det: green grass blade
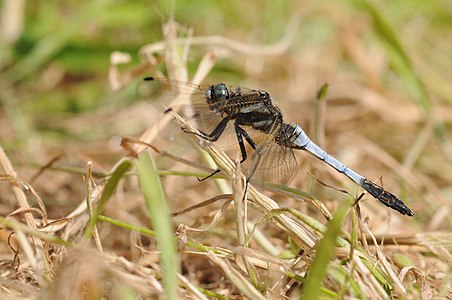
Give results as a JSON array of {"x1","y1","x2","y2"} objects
[
  {"x1": 301, "y1": 205, "x2": 348, "y2": 300},
  {"x1": 3, "y1": 0, "x2": 113, "y2": 84},
  {"x1": 352, "y1": 0, "x2": 432, "y2": 114},
  {"x1": 98, "y1": 215, "x2": 156, "y2": 237},
  {"x1": 136, "y1": 152, "x2": 179, "y2": 300},
  {"x1": 83, "y1": 159, "x2": 132, "y2": 240}
]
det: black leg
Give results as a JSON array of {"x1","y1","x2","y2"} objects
[
  {"x1": 187, "y1": 117, "x2": 259, "y2": 182},
  {"x1": 194, "y1": 116, "x2": 231, "y2": 142},
  {"x1": 240, "y1": 126, "x2": 258, "y2": 150},
  {"x1": 234, "y1": 125, "x2": 257, "y2": 163},
  {"x1": 235, "y1": 126, "x2": 248, "y2": 163},
  {"x1": 197, "y1": 168, "x2": 221, "y2": 182},
  {"x1": 189, "y1": 117, "x2": 231, "y2": 182}
]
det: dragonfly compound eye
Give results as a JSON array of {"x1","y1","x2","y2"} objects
[
  {"x1": 258, "y1": 90, "x2": 270, "y2": 99},
  {"x1": 207, "y1": 83, "x2": 229, "y2": 102}
]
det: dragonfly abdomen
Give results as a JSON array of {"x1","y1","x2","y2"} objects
[
  {"x1": 286, "y1": 124, "x2": 414, "y2": 216},
  {"x1": 288, "y1": 124, "x2": 365, "y2": 185},
  {"x1": 362, "y1": 180, "x2": 414, "y2": 216}
]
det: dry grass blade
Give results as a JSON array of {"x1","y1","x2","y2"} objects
[
  {"x1": 208, "y1": 252, "x2": 266, "y2": 300},
  {"x1": 133, "y1": 51, "x2": 217, "y2": 155},
  {"x1": 120, "y1": 136, "x2": 215, "y2": 173},
  {"x1": 0, "y1": 146, "x2": 49, "y2": 283},
  {"x1": 139, "y1": 12, "x2": 300, "y2": 58},
  {"x1": 363, "y1": 221, "x2": 407, "y2": 295}
]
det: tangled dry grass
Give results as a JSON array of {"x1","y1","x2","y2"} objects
[{"x1": 1, "y1": 2, "x2": 452, "y2": 299}]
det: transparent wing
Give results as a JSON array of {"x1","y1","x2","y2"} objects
[
  {"x1": 137, "y1": 76, "x2": 208, "y2": 113},
  {"x1": 137, "y1": 77, "x2": 255, "y2": 147},
  {"x1": 245, "y1": 132, "x2": 298, "y2": 186},
  {"x1": 138, "y1": 77, "x2": 298, "y2": 185}
]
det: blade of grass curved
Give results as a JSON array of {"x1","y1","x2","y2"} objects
[
  {"x1": 136, "y1": 152, "x2": 179, "y2": 300},
  {"x1": 98, "y1": 215, "x2": 156, "y2": 237},
  {"x1": 3, "y1": 0, "x2": 113, "y2": 84},
  {"x1": 301, "y1": 205, "x2": 348, "y2": 300},
  {"x1": 352, "y1": 0, "x2": 432, "y2": 114},
  {"x1": 83, "y1": 159, "x2": 132, "y2": 240}
]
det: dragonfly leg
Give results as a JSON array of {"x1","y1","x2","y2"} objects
[
  {"x1": 191, "y1": 117, "x2": 231, "y2": 182},
  {"x1": 193, "y1": 116, "x2": 231, "y2": 142},
  {"x1": 235, "y1": 124, "x2": 257, "y2": 163},
  {"x1": 199, "y1": 124, "x2": 258, "y2": 182},
  {"x1": 197, "y1": 168, "x2": 221, "y2": 182}
]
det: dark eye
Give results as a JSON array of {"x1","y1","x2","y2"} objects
[
  {"x1": 207, "y1": 84, "x2": 229, "y2": 102},
  {"x1": 259, "y1": 90, "x2": 270, "y2": 99}
]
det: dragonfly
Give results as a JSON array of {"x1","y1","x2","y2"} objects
[{"x1": 140, "y1": 76, "x2": 414, "y2": 217}]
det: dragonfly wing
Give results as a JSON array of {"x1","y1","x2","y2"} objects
[
  {"x1": 246, "y1": 131, "x2": 298, "y2": 186},
  {"x1": 186, "y1": 86, "x2": 259, "y2": 142},
  {"x1": 139, "y1": 77, "x2": 299, "y2": 184}
]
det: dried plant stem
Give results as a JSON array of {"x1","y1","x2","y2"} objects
[{"x1": 0, "y1": 145, "x2": 49, "y2": 282}]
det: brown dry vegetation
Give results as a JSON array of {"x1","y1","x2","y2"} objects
[{"x1": 1, "y1": 1, "x2": 451, "y2": 299}]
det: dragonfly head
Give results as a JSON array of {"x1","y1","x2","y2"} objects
[
  {"x1": 206, "y1": 83, "x2": 229, "y2": 103},
  {"x1": 258, "y1": 90, "x2": 271, "y2": 101}
]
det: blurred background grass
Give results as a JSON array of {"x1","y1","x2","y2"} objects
[{"x1": 1, "y1": 0, "x2": 451, "y2": 298}]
